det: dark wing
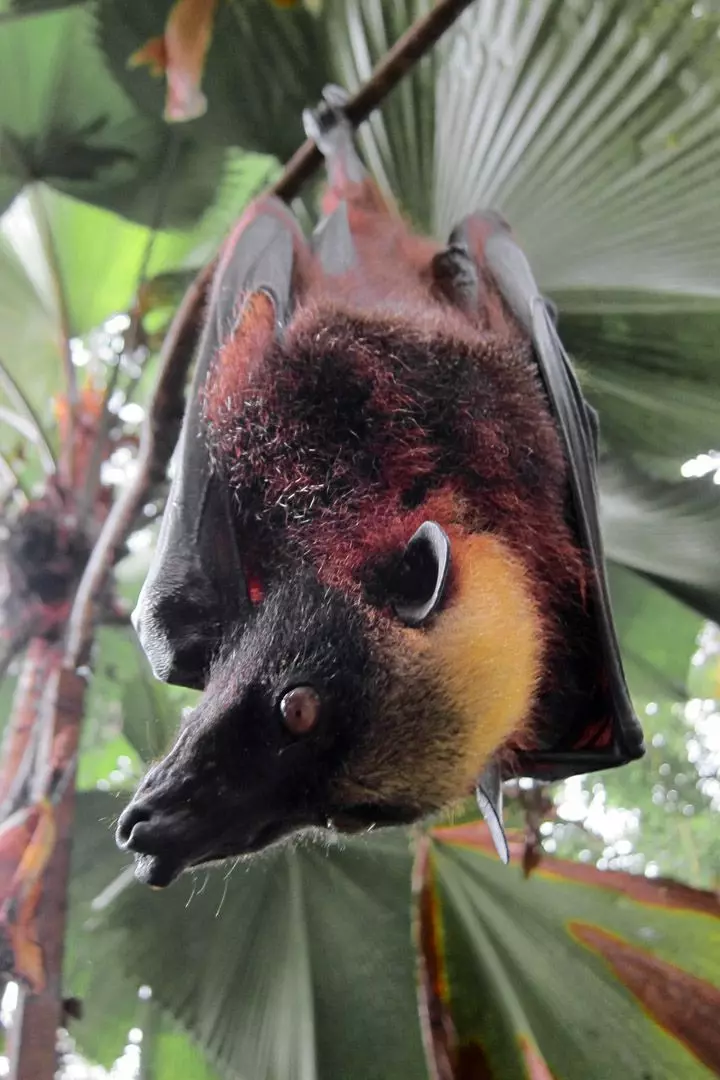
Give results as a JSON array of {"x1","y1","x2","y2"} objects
[
  {"x1": 132, "y1": 198, "x2": 302, "y2": 689},
  {"x1": 443, "y1": 211, "x2": 645, "y2": 781}
]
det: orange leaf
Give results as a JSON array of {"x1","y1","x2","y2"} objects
[
  {"x1": 0, "y1": 799, "x2": 57, "y2": 993},
  {"x1": 1, "y1": 878, "x2": 45, "y2": 993},
  {"x1": 128, "y1": 35, "x2": 168, "y2": 78},
  {"x1": 128, "y1": 0, "x2": 219, "y2": 123},
  {"x1": 0, "y1": 799, "x2": 56, "y2": 910}
]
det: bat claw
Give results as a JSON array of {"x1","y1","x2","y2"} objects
[
  {"x1": 321, "y1": 84, "x2": 350, "y2": 109},
  {"x1": 303, "y1": 83, "x2": 366, "y2": 188},
  {"x1": 303, "y1": 83, "x2": 353, "y2": 155}
]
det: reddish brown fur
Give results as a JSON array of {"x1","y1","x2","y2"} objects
[
  {"x1": 202, "y1": 192, "x2": 596, "y2": 754},
  {"x1": 117, "y1": 150, "x2": 627, "y2": 890}
]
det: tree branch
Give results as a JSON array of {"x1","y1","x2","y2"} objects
[
  {"x1": 270, "y1": 0, "x2": 477, "y2": 202},
  {"x1": 0, "y1": 639, "x2": 61, "y2": 818}
]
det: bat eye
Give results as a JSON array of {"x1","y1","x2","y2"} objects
[
  {"x1": 279, "y1": 685, "x2": 321, "y2": 735},
  {"x1": 392, "y1": 521, "x2": 451, "y2": 628}
]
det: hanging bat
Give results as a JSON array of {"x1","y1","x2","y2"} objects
[{"x1": 117, "y1": 86, "x2": 644, "y2": 888}]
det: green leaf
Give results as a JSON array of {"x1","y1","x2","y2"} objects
[
  {"x1": 602, "y1": 461, "x2": 720, "y2": 624},
  {"x1": 99, "y1": 824, "x2": 426, "y2": 1080},
  {"x1": 0, "y1": 670, "x2": 17, "y2": 745},
  {"x1": 65, "y1": 791, "x2": 140, "y2": 1068},
  {"x1": 422, "y1": 823, "x2": 720, "y2": 1079},
  {"x1": 607, "y1": 564, "x2": 701, "y2": 704},
  {"x1": 435, "y1": 1, "x2": 720, "y2": 297},
  {"x1": 76, "y1": 733, "x2": 142, "y2": 792},
  {"x1": 3, "y1": 188, "x2": 186, "y2": 341},
  {"x1": 97, "y1": 0, "x2": 331, "y2": 163},
  {"x1": 121, "y1": 666, "x2": 197, "y2": 764},
  {"x1": 0, "y1": 155, "x2": 267, "y2": 472},
  {"x1": 80, "y1": 624, "x2": 196, "y2": 769},
  {"x1": 3, "y1": 0, "x2": 83, "y2": 13},
  {"x1": 66, "y1": 791, "x2": 223, "y2": 1076},
  {"x1": 0, "y1": 4, "x2": 270, "y2": 226},
  {"x1": 151, "y1": 1021, "x2": 223, "y2": 1080},
  {"x1": 326, "y1": 0, "x2": 438, "y2": 229},
  {"x1": 558, "y1": 293, "x2": 720, "y2": 467},
  {"x1": 0, "y1": 5, "x2": 138, "y2": 212}
]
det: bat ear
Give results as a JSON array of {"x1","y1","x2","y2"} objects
[{"x1": 392, "y1": 521, "x2": 451, "y2": 628}]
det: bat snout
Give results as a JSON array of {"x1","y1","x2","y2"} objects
[
  {"x1": 116, "y1": 758, "x2": 313, "y2": 888},
  {"x1": 116, "y1": 795, "x2": 216, "y2": 889},
  {"x1": 116, "y1": 799, "x2": 173, "y2": 853},
  {"x1": 116, "y1": 750, "x2": 206, "y2": 861},
  {"x1": 115, "y1": 796, "x2": 197, "y2": 868}
]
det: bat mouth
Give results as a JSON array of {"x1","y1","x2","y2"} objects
[
  {"x1": 130, "y1": 804, "x2": 418, "y2": 888},
  {"x1": 131, "y1": 815, "x2": 322, "y2": 888}
]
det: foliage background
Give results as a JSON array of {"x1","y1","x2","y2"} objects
[{"x1": 0, "y1": 0, "x2": 718, "y2": 1077}]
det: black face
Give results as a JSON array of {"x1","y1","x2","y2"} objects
[{"x1": 117, "y1": 525, "x2": 451, "y2": 887}]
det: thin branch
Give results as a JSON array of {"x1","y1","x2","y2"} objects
[
  {"x1": 0, "y1": 355, "x2": 56, "y2": 473},
  {"x1": 270, "y1": 0, "x2": 477, "y2": 202},
  {"x1": 64, "y1": 257, "x2": 216, "y2": 668}
]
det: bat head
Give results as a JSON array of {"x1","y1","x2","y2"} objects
[{"x1": 117, "y1": 512, "x2": 544, "y2": 887}]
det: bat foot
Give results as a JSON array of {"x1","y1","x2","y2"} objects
[
  {"x1": 320, "y1": 83, "x2": 351, "y2": 111},
  {"x1": 303, "y1": 84, "x2": 365, "y2": 184},
  {"x1": 431, "y1": 242, "x2": 480, "y2": 313},
  {"x1": 303, "y1": 85, "x2": 350, "y2": 152}
]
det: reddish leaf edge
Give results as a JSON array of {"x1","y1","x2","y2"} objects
[{"x1": 430, "y1": 822, "x2": 720, "y2": 919}]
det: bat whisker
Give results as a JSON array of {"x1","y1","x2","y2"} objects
[
  {"x1": 215, "y1": 876, "x2": 229, "y2": 918},
  {"x1": 185, "y1": 876, "x2": 198, "y2": 908}
]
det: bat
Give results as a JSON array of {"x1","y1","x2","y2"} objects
[{"x1": 117, "y1": 86, "x2": 644, "y2": 887}]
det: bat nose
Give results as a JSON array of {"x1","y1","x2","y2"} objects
[
  {"x1": 116, "y1": 798, "x2": 195, "y2": 890},
  {"x1": 116, "y1": 800, "x2": 175, "y2": 854}
]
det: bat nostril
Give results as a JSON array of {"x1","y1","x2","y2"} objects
[{"x1": 116, "y1": 802, "x2": 155, "y2": 850}]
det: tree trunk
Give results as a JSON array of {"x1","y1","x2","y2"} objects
[
  {"x1": 0, "y1": 639, "x2": 60, "y2": 816},
  {"x1": 7, "y1": 665, "x2": 86, "y2": 1080}
]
